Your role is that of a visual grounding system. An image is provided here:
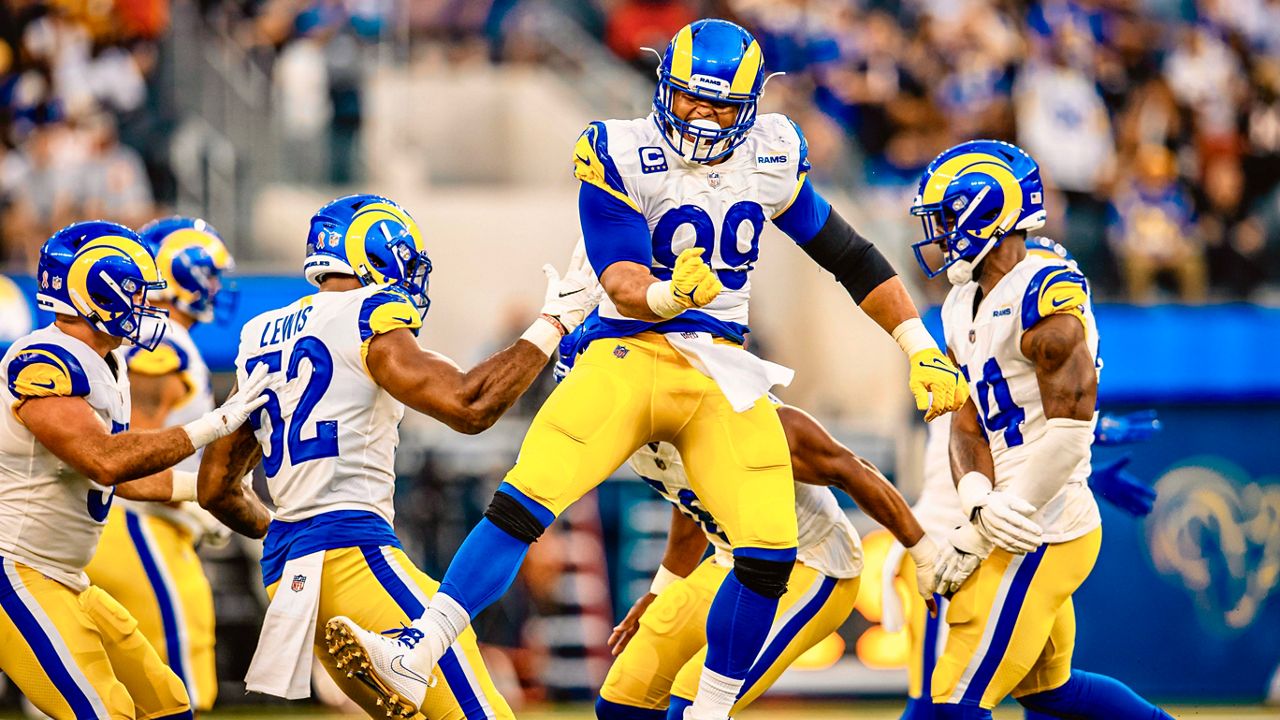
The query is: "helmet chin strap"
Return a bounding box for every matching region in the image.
[947,234,1002,286]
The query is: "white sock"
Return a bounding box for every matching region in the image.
[686,668,743,719]
[408,593,470,670]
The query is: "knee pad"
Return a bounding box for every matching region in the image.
[595,696,666,720]
[935,703,993,720]
[731,555,792,599]
[484,490,549,544]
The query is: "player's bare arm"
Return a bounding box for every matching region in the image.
[197,422,270,538]
[1023,313,1096,422]
[365,328,553,435]
[110,369,189,500]
[607,506,709,655]
[948,394,996,485]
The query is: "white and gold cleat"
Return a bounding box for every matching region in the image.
[326,615,435,718]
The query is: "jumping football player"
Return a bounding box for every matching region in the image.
[909,140,1172,719]
[196,194,599,718]
[327,19,968,720]
[83,217,237,713]
[0,221,270,719]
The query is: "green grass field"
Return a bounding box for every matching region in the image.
[162,701,1275,719]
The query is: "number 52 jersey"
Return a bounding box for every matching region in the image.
[942,249,1101,543]
[235,285,421,524]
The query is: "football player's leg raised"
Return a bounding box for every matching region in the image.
[671,392,798,717]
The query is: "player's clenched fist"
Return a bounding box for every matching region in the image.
[670,248,723,309]
[908,348,969,422]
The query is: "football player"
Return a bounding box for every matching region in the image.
[909,140,1172,719]
[195,194,598,718]
[327,20,967,720]
[0,221,270,719]
[84,217,236,712]
[884,239,1161,719]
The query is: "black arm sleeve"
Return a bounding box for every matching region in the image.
[799,207,898,304]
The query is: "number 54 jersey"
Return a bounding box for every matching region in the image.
[941,249,1101,543]
[235,285,422,524]
[575,113,813,342]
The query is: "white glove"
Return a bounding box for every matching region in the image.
[934,524,992,595]
[179,502,233,549]
[539,239,603,334]
[907,536,943,602]
[972,491,1043,554]
[880,541,908,633]
[957,472,1043,554]
[182,363,272,449]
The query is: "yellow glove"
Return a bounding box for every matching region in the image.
[670,248,723,309]
[909,348,969,421]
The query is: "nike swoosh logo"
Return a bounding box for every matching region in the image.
[575,154,591,166]
[390,655,430,685]
[32,380,56,389]
[393,316,414,324]
[919,360,959,380]
[558,288,584,298]
[1050,296,1074,308]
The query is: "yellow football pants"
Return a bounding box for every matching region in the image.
[509,332,797,552]
[895,548,947,701]
[600,558,859,713]
[86,506,217,710]
[0,556,191,719]
[266,545,513,720]
[932,528,1102,709]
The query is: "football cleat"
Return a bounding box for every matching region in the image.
[325,616,435,718]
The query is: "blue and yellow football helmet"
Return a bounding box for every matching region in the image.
[139,216,236,324]
[910,140,1046,284]
[652,19,765,163]
[37,221,169,350]
[303,194,433,313]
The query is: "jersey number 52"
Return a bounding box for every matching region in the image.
[245,337,340,477]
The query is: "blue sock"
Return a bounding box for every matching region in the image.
[935,703,992,720]
[1017,670,1173,720]
[437,484,554,618]
[1024,712,1056,720]
[702,553,791,680]
[595,697,665,719]
[903,695,938,719]
[666,695,691,720]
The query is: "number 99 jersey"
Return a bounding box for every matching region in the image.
[575,113,813,342]
[235,285,422,524]
[941,247,1101,543]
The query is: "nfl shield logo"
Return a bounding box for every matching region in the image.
[968,329,976,343]
[708,172,720,188]
[613,345,629,359]
[291,574,307,592]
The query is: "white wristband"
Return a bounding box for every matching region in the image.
[906,535,939,567]
[520,317,562,357]
[957,471,994,519]
[182,416,221,450]
[649,565,683,596]
[646,280,685,319]
[892,318,937,357]
[170,470,199,503]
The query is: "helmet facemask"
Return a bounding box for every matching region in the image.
[653,80,757,163]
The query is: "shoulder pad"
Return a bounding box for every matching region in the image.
[126,339,190,376]
[1022,265,1088,331]
[7,342,92,398]
[359,288,422,342]
[573,122,638,211]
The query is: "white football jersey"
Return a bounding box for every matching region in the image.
[575,113,809,337]
[942,249,1101,542]
[125,320,213,474]
[0,325,131,591]
[914,413,966,539]
[628,443,862,579]
[235,285,421,524]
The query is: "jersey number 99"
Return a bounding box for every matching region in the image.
[246,337,340,477]
[652,202,764,290]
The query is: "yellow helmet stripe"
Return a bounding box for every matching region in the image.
[920,152,1025,239]
[670,25,695,83]
[67,245,127,318]
[730,40,762,95]
[80,235,162,283]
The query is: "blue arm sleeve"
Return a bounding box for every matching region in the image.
[773,178,833,245]
[579,182,652,275]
